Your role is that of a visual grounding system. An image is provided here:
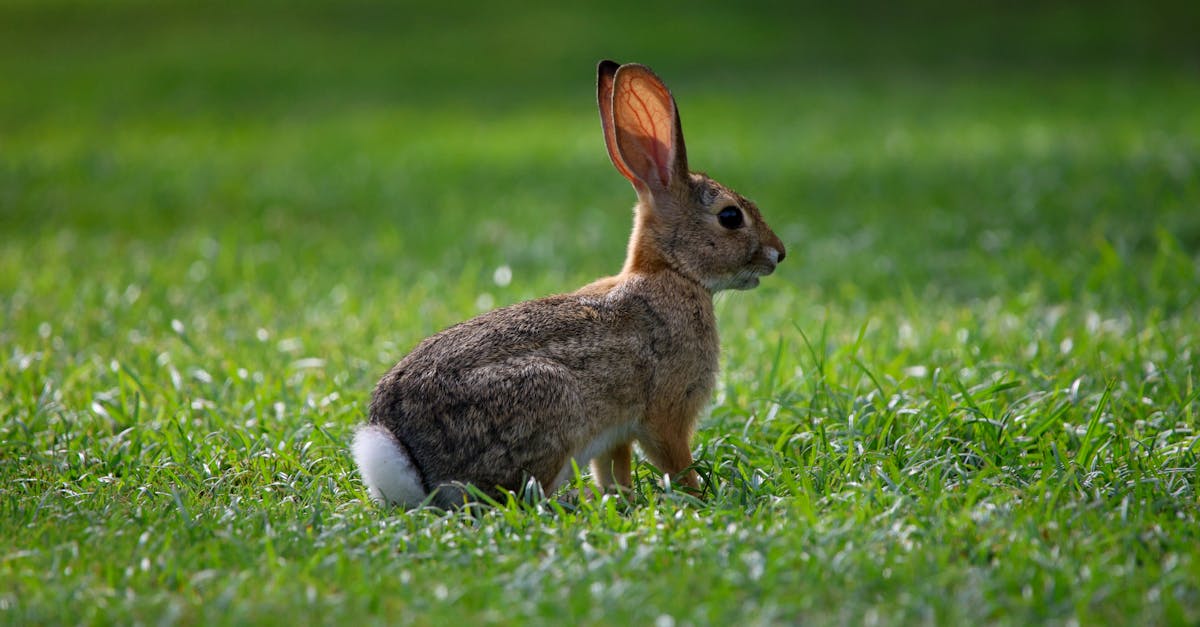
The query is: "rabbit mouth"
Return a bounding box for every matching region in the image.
[723,264,776,290]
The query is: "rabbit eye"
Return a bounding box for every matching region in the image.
[717,206,744,230]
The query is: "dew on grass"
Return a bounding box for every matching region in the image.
[898,321,917,347]
[318,392,340,407]
[15,350,39,371]
[741,550,766,581]
[493,264,512,287]
[91,401,110,420]
[329,284,349,305]
[187,260,208,282]
[278,338,303,353]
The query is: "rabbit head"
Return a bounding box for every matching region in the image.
[598,60,786,292]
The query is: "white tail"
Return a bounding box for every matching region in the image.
[351,424,427,508]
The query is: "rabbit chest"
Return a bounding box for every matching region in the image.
[594,275,720,426]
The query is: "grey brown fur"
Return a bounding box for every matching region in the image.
[358,60,785,508]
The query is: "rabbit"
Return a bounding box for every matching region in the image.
[352,60,786,509]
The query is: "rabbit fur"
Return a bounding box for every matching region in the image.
[353,60,786,508]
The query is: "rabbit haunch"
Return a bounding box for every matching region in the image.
[353,61,785,509]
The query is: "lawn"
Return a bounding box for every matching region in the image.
[2,1,1199,624]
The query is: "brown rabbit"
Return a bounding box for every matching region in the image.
[352,60,785,508]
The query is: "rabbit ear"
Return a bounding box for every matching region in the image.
[597,60,637,184]
[611,64,689,193]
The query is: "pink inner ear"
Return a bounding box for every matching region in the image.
[614,72,677,189]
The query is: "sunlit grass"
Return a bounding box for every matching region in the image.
[2,1,1199,624]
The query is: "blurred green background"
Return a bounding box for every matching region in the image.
[3,0,1197,308]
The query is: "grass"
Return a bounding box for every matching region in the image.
[2,1,1199,624]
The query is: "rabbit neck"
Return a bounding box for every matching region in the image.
[620,209,711,294]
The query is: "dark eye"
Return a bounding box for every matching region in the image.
[717,206,744,230]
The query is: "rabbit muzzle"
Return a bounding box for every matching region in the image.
[720,245,781,290]
[755,241,788,283]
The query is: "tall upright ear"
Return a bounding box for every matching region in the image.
[611,64,689,193]
[597,60,637,184]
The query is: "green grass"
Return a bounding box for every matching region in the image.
[2,1,1199,624]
